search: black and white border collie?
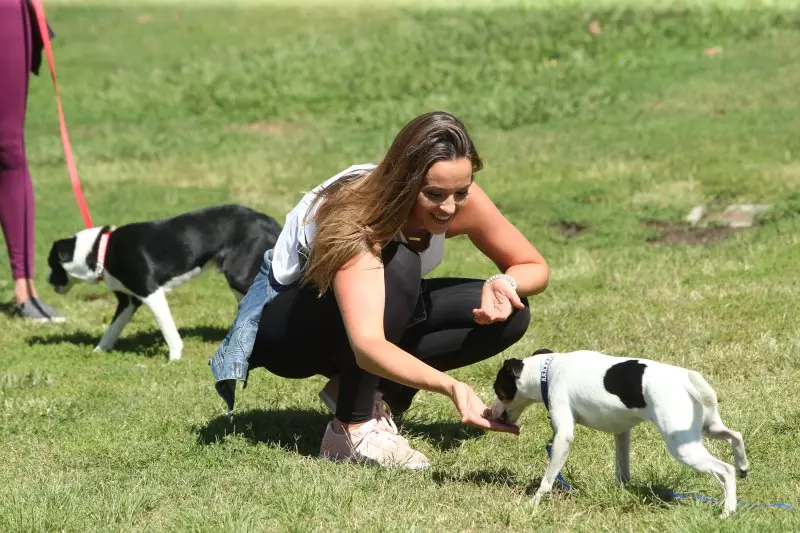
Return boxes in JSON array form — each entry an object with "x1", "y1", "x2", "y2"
[
  {"x1": 491, "y1": 349, "x2": 750, "y2": 518},
  {"x1": 47, "y1": 204, "x2": 281, "y2": 361}
]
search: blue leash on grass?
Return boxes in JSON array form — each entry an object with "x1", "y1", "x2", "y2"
[
  {"x1": 544, "y1": 443, "x2": 573, "y2": 492},
  {"x1": 544, "y1": 444, "x2": 796, "y2": 510}
]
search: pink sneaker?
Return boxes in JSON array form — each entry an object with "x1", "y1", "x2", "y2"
[
  {"x1": 372, "y1": 392, "x2": 397, "y2": 434},
  {"x1": 319, "y1": 377, "x2": 398, "y2": 434},
  {"x1": 319, "y1": 419, "x2": 430, "y2": 469}
]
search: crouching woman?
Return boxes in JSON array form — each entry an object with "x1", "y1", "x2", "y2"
[{"x1": 210, "y1": 111, "x2": 549, "y2": 469}]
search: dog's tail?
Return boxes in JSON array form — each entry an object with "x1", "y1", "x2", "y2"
[{"x1": 686, "y1": 370, "x2": 718, "y2": 410}]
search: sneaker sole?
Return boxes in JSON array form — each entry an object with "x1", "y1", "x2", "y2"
[
  {"x1": 318, "y1": 452, "x2": 430, "y2": 470},
  {"x1": 24, "y1": 316, "x2": 66, "y2": 324}
]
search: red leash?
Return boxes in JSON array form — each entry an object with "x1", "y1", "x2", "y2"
[{"x1": 29, "y1": 0, "x2": 94, "y2": 229}]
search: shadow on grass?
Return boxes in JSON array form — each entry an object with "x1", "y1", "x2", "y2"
[
  {"x1": 401, "y1": 419, "x2": 485, "y2": 452},
  {"x1": 624, "y1": 482, "x2": 693, "y2": 509},
  {"x1": 431, "y1": 468, "x2": 583, "y2": 503},
  {"x1": 25, "y1": 325, "x2": 228, "y2": 356},
  {"x1": 434, "y1": 471, "x2": 680, "y2": 508},
  {"x1": 195, "y1": 409, "x2": 494, "y2": 457},
  {"x1": 195, "y1": 408, "x2": 330, "y2": 456},
  {"x1": 432, "y1": 467, "x2": 538, "y2": 492}
]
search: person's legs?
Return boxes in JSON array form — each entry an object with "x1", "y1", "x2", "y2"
[
  {"x1": 250, "y1": 241, "x2": 429, "y2": 467},
  {"x1": 380, "y1": 277, "x2": 531, "y2": 416},
  {"x1": 252, "y1": 240, "x2": 421, "y2": 421},
  {"x1": 0, "y1": 2, "x2": 62, "y2": 321},
  {"x1": 0, "y1": 1, "x2": 36, "y2": 293}
]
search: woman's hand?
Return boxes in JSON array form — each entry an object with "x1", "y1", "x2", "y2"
[
  {"x1": 449, "y1": 380, "x2": 519, "y2": 434},
  {"x1": 472, "y1": 277, "x2": 524, "y2": 325}
]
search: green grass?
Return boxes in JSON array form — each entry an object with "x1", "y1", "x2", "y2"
[{"x1": 2, "y1": 0, "x2": 800, "y2": 531}]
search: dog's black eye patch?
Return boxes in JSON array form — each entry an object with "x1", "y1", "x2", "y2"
[
  {"x1": 47, "y1": 239, "x2": 76, "y2": 287},
  {"x1": 603, "y1": 359, "x2": 647, "y2": 409},
  {"x1": 50, "y1": 238, "x2": 76, "y2": 265},
  {"x1": 494, "y1": 358, "x2": 524, "y2": 402}
]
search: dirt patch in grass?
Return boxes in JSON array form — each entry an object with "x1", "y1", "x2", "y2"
[
  {"x1": 646, "y1": 221, "x2": 742, "y2": 245},
  {"x1": 550, "y1": 221, "x2": 589, "y2": 238},
  {"x1": 78, "y1": 292, "x2": 111, "y2": 302}
]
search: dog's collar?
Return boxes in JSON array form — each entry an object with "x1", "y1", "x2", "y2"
[
  {"x1": 540, "y1": 355, "x2": 554, "y2": 412},
  {"x1": 95, "y1": 230, "x2": 112, "y2": 280}
]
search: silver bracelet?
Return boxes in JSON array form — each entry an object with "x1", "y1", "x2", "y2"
[{"x1": 485, "y1": 273, "x2": 517, "y2": 290}]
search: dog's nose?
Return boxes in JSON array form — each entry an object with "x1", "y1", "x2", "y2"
[{"x1": 490, "y1": 399, "x2": 505, "y2": 420}]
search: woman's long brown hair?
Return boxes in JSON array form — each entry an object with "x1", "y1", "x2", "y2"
[{"x1": 301, "y1": 111, "x2": 483, "y2": 294}]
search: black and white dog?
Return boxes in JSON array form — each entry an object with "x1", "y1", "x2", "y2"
[
  {"x1": 491, "y1": 349, "x2": 749, "y2": 518},
  {"x1": 47, "y1": 204, "x2": 281, "y2": 361}
]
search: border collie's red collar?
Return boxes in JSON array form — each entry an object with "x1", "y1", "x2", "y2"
[{"x1": 95, "y1": 230, "x2": 113, "y2": 280}]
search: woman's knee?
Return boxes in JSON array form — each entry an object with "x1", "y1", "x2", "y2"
[
  {"x1": 0, "y1": 141, "x2": 26, "y2": 171},
  {"x1": 504, "y1": 299, "x2": 531, "y2": 345},
  {"x1": 477, "y1": 302, "x2": 531, "y2": 360}
]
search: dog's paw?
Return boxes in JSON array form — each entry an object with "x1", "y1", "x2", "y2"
[
  {"x1": 737, "y1": 467, "x2": 749, "y2": 479},
  {"x1": 168, "y1": 350, "x2": 183, "y2": 362},
  {"x1": 93, "y1": 344, "x2": 109, "y2": 352},
  {"x1": 719, "y1": 508, "x2": 734, "y2": 519}
]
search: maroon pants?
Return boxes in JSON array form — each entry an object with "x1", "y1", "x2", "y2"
[{"x1": 0, "y1": 0, "x2": 36, "y2": 280}]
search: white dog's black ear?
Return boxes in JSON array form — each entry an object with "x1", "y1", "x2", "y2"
[
  {"x1": 494, "y1": 358, "x2": 525, "y2": 402},
  {"x1": 503, "y1": 358, "x2": 524, "y2": 379},
  {"x1": 533, "y1": 348, "x2": 553, "y2": 356}
]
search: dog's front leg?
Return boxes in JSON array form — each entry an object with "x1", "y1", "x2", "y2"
[
  {"x1": 532, "y1": 413, "x2": 575, "y2": 508},
  {"x1": 95, "y1": 292, "x2": 141, "y2": 352},
  {"x1": 615, "y1": 430, "x2": 632, "y2": 484},
  {"x1": 142, "y1": 288, "x2": 183, "y2": 361}
]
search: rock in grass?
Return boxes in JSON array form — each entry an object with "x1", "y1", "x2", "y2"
[
  {"x1": 684, "y1": 204, "x2": 771, "y2": 228},
  {"x1": 685, "y1": 205, "x2": 706, "y2": 226}
]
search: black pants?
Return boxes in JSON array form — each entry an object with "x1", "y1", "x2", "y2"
[{"x1": 251, "y1": 241, "x2": 531, "y2": 423}]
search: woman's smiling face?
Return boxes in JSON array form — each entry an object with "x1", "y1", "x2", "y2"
[{"x1": 406, "y1": 158, "x2": 474, "y2": 235}]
